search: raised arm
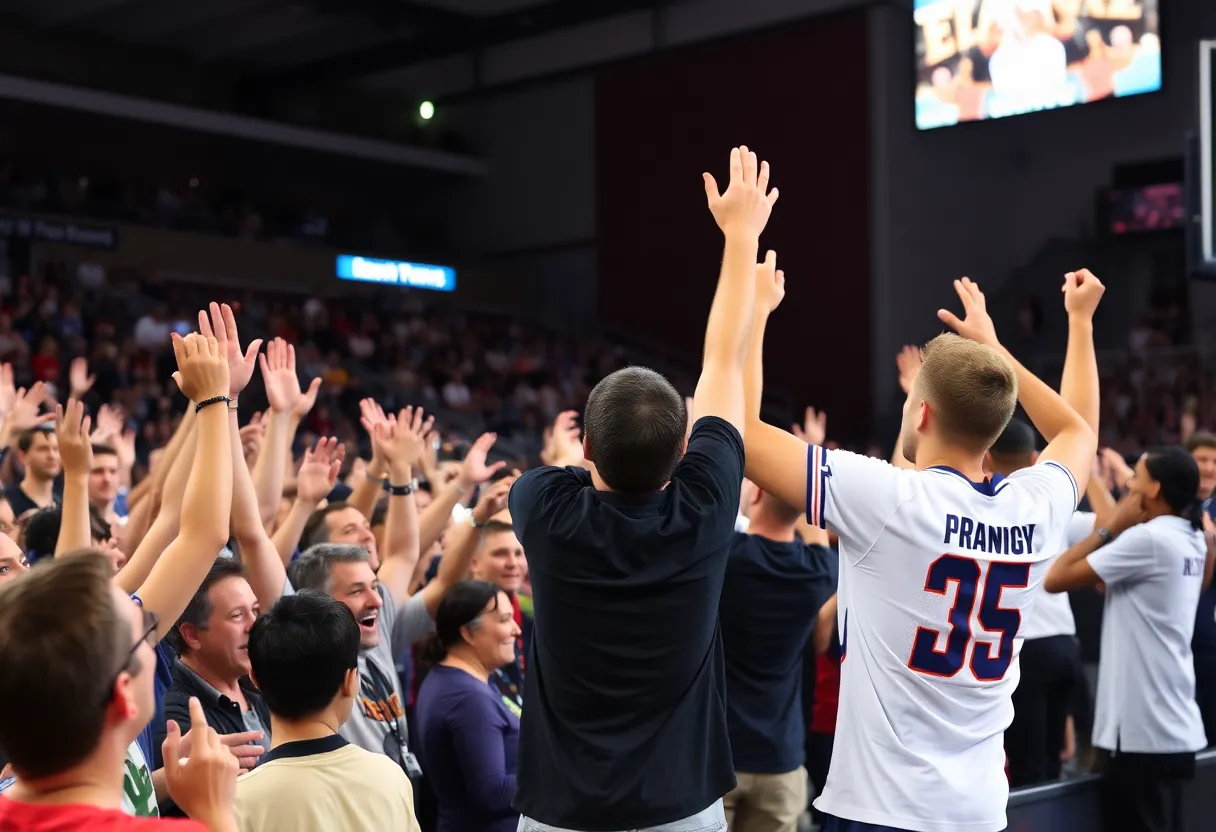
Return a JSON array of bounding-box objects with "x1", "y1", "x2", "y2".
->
[
  {"x1": 416, "y1": 433, "x2": 505, "y2": 560},
  {"x1": 891, "y1": 347, "x2": 922, "y2": 471},
  {"x1": 694, "y1": 146, "x2": 779, "y2": 433},
  {"x1": 741, "y1": 247, "x2": 810, "y2": 511},
  {"x1": 53, "y1": 400, "x2": 94, "y2": 556},
  {"x1": 938, "y1": 277, "x2": 1097, "y2": 497},
  {"x1": 135, "y1": 332, "x2": 234, "y2": 640},
  {"x1": 1057, "y1": 270, "x2": 1103, "y2": 435},
  {"x1": 419, "y1": 474, "x2": 516, "y2": 615},
  {"x1": 252, "y1": 338, "x2": 300, "y2": 529},
  {"x1": 273, "y1": 439, "x2": 343, "y2": 566},
  {"x1": 371, "y1": 408, "x2": 431, "y2": 604}
]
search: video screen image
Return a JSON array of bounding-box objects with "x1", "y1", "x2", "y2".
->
[{"x1": 915, "y1": 0, "x2": 1162, "y2": 131}]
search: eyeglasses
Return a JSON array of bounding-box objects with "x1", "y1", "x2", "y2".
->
[{"x1": 101, "y1": 609, "x2": 159, "y2": 706}]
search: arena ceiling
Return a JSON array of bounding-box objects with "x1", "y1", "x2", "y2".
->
[{"x1": 1, "y1": 0, "x2": 657, "y2": 94}]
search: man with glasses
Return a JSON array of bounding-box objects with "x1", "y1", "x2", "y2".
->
[{"x1": 0, "y1": 555, "x2": 239, "y2": 830}]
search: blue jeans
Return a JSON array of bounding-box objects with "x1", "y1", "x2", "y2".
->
[{"x1": 519, "y1": 799, "x2": 726, "y2": 832}]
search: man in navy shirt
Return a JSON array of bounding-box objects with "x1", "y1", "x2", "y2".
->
[
  {"x1": 720, "y1": 481, "x2": 833, "y2": 831},
  {"x1": 509, "y1": 146, "x2": 779, "y2": 832},
  {"x1": 1187, "y1": 431, "x2": 1216, "y2": 746}
]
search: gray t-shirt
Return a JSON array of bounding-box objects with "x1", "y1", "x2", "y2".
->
[{"x1": 339, "y1": 585, "x2": 435, "y2": 759}]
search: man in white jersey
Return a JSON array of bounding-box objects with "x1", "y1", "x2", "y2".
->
[{"x1": 740, "y1": 273, "x2": 1099, "y2": 832}]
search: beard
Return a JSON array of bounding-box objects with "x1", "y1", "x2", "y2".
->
[{"x1": 901, "y1": 432, "x2": 918, "y2": 465}]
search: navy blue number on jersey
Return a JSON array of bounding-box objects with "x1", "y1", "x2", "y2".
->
[{"x1": 908, "y1": 555, "x2": 1032, "y2": 681}]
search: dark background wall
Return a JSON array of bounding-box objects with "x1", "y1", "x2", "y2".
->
[{"x1": 594, "y1": 13, "x2": 872, "y2": 435}]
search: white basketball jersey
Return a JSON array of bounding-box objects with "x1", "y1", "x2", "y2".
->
[{"x1": 807, "y1": 447, "x2": 1078, "y2": 832}]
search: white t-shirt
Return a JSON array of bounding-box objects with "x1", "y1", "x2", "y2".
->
[
  {"x1": 121, "y1": 740, "x2": 159, "y2": 817},
  {"x1": 1088, "y1": 516, "x2": 1208, "y2": 753},
  {"x1": 1022, "y1": 510, "x2": 1092, "y2": 639},
  {"x1": 809, "y1": 449, "x2": 1077, "y2": 832}
]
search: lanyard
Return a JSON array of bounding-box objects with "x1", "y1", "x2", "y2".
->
[{"x1": 360, "y1": 658, "x2": 405, "y2": 750}]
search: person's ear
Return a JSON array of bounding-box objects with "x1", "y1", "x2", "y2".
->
[
  {"x1": 179, "y1": 623, "x2": 202, "y2": 652},
  {"x1": 582, "y1": 435, "x2": 595, "y2": 463},
  {"x1": 917, "y1": 400, "x2": 931, "y2": 432},
  {"x1": 342, "y1": 667, "x2": 359, "y2": 699}
]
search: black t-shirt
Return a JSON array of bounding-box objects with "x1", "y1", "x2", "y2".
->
[
  {"x1": 720, "y1": 533, "x2": 833, "y2": 774},
  {"x1": 5, "y1": 482, "x2": 60, "y2": 523},
  {"x1": 508, "y1": 416, "x2": 744, "y2": 830}
]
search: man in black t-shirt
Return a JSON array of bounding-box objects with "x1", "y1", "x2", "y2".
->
[
  {"x1": 509, "y1": 146, "x2": 779, "y2": 832},
  {"x1": 720, "y1": 484, "x2": 833, "y2": 831}
]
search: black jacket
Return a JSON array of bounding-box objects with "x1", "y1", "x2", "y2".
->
[{"x1": 153, "y1": 657, "x2": 271, "y2": 770}]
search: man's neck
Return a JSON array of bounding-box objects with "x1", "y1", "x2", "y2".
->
[
  {"x1": 914, "y1": 443, "x2": 988, "y2": 482},
  {"x1": 268, "y1": 714, "x2": 341, "y2": 750},
  {"x1": 745, "y1": 518, "x2": 797, "y2": 543},
  {"x1": 5, "y1": 742, "x2": 126, "y2": 810},
  {"x1": 180, "y1": 655, "x2": 246, "y2": 706},
  {"x1": 20, "y1": 475, "x2": 54, "y2": 502}
]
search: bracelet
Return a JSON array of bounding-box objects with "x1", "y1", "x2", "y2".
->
[
  {"x1": 467, "y1": 514, "x2": 490, "y2": 529},
  {"x1": 194, "y1": 396, "x2": 231, "y2": 414},
  {"x1": 227, "y1": 395, "x2": 239, "y2": 413},
  {"x1": 386, "y1": 480, "x2": 417, "y2": 497}
]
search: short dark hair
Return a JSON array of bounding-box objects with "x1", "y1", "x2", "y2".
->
[
  {"x1": 370, "y1": 499, "x2": 389, "y2": 529},
  {"x1": 1186, "y1": 431, "x2": 1216, "y2": 454},
  {"x1": 248, "y1": 591, "x2": 359, "y2": 720},
  {"x1": 420, "y1": 580, "x2": 502, "y2": 663},
  {"x1": 288, "y1": 544, "x2": 370, "y2": 593},
  {"x1": 583, "y1": 366, "x2": 686, "y2": 493},
  {"x1": 17, "y1": 427, "x2": 53, "y2": 454},
  {"x1": 168, "y1": 558, "x2": 248, "y2": 655},
  {"x1": 990, "y1": 418, "x2": 1036, "y2": 456},
  {"x1": 301, "y1": 501, "x2": 354, "y2": 549},
  {"x1": 91, "y1": 443, "x2": 118, "y2": 459},
  {"x1": 0, "y1": 555, "x2": 130, "y2": 778},
  {"x1": 24, "y1": 505, "x2": 113, "y2": 563}
]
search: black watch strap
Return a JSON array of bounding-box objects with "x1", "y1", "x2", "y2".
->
[{"x1": 386, "y1": 480, "x2": 417, "y2": 497}]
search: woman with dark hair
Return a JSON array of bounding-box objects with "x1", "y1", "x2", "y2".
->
[
  {"x1": 414, "y1": 580, "x2": 522, "y2": 832},
  {"x1": 1046, "y1": 446, "x2": 1211, "y2": 832}
]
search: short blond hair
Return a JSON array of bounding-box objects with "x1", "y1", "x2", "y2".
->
[{"x1": 918, "y1": 334, "x2": 1017, "y2": 451}]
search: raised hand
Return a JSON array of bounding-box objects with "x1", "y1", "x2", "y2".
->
[
  {"x1": 162, "y1": 698, "x2": 239, "y2": 823},
  {"x1": 755, "y1": 250, "x2": 786, "y2": 315},
  {"x1": 896, "y1": 345, "x2": 924, "y2": 395},
  {"x1": 1099, "y1": 447, "x2": 1134, "y2": 490},
  {"x1": 55, "y1": 400, "x2": 93, "y2": 477},
  {"x1": 457, "y1": 432, "x2": 507, "y2": 490},
  {"x1": 549, "y1": 410, "x2": 584, "y2": 467},
  {"x1": 3, "y1": 382, "x2": 54, "y2": 438},
  {"x1": 791, "y1": 406, "x2": 827, "y2": 446},
  {"x1": 115, "y1": 426, "x2": 137, "y2": 474},
  {"x1": 293, "y1": 377, "x2": 323, "y2": 419},
  {"x1": 358, "y1": 398, "x2": 389, "y2": 438},
  {"x1": 199, "y1": 302, "x2": 262, "y2": 400},
  {"x1": 0, "y1": 363, "x2": 15, "y2": 418},
  {"x1": 296, "y1": 436, "x2": 345, "y2": 505},
  {"x1": 258, "y1": 338, "x2": 301, "y2": 413},
  {"x1": 372, "y1": 406, "x2": 435, "y2": 475},
  {"x1": 239, "y1": 412, "x2": 266, "y2": 465},
  {"x1": 703, "y1": 146, "x2": 779, "y2": 238},
  {"x1": 472, "y1": 472, "x2": 519, "y2": 524},
  {"x1": 937, "y1": 277, "x2": 999, "y2": 348},
  {"x1": 171, "y1": 333, "x2": 229, "y2": 402},
  {"x1": 68, "y1": 357, "x2": 95, "y2": 399},
  {"x1": 90, "y1": 403, "x2": 125, "y2": 445},
  {"x1": 1062, "y1": 268, "x2": 1105, "y2": 321}
]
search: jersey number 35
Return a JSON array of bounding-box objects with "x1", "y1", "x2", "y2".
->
[{"x1": 908, "y1": 554, "x2": 1032, "y2": 682}]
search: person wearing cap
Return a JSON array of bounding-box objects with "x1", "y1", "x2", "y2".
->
[
  {"x1": 1045, "y1": 447, "x2": 1211, "y2": 831},
  {"x1": 987, "y1": 418, "x2": 1088, "y2": 786}
]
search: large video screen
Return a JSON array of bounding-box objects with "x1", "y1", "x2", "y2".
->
[{"x1": 915, "y1": 0, "x2": 1162, "y2": 131}]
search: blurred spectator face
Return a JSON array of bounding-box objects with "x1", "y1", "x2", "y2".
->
[
  {"x1": 328, "y1": 559, "x2": 385, "y2": 649},
  {"x1": 466, "y1": 591, "x2": 522, "y2": 671},
  {"x1": 471, "y1": 528, "x2": 526, "y2": 594},
  {"x1": 182, "y1": 576, "x2": 260, "y2": 678},
  {"x1": 323, "y1": 506, "x2": 379, "y2": 569},
  {"x1": 22, "y1": 431, "x2": 61, "y2": 480},
  {"x1": 1191, "y1": 443, "x2": 1216, "y2": 497},
  {"x1": 0, "y1": 534, "x2": 28, "y2": 584},
  {"x1": 739, "y1": 479, "x2": 759, "y2": 519},
  {"x1": 89, "y1": 451, "x2": 120, "y2": 508}
]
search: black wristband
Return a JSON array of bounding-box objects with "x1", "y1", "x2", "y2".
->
[
  {"x1": 387, "y1": 480, "x2": 417, "y2": 497},
  {"x1": 194, "y1": 396, "x2": 230, "y2": 414}
]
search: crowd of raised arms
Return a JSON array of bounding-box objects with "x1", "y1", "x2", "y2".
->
[{"x1": 0, "y1": 146, "x2": 1210, "y2": 832}]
